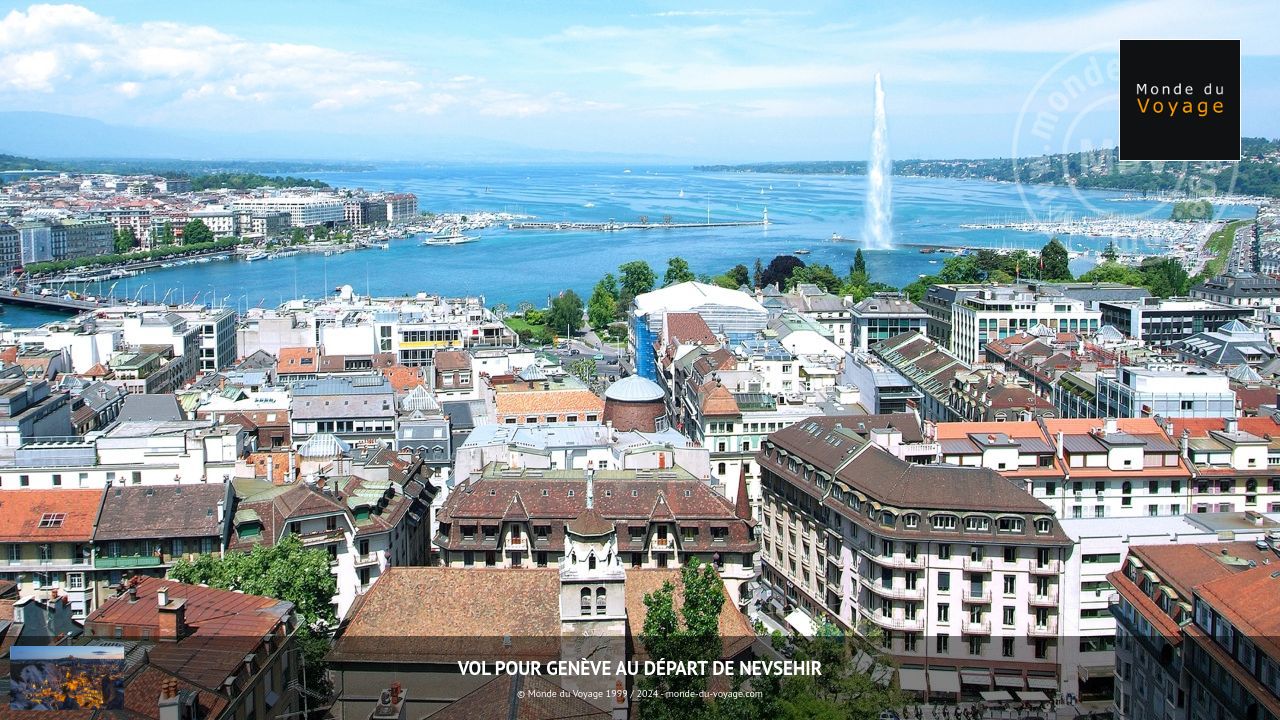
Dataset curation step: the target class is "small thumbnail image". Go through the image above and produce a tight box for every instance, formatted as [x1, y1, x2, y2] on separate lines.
[9, 645, 126, 711]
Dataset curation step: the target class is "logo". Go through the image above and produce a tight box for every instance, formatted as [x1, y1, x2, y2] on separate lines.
[1120, 40, 1240, 161]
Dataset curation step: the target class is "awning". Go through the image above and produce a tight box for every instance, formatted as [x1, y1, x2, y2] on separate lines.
[1017, 690, 1050, 702]
[994, 674, 1023, 688]
[960, 669, 990, 686]
[928, 668, 961, 694]
[1026, 676, 1059, 690]
[980, 690, 1013, 702]
[785, 609, 816, 638]
[1078, 664, 1115, 681]
[898, 667, 928, 692]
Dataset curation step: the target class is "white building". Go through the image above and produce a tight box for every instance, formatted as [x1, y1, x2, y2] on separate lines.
[1094, 365, 1237, 419]
[951, 286, 1101, 364]
[231, 196, 345, 227]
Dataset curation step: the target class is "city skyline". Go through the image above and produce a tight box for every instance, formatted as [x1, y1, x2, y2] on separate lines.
[1, 0, 1279, 162]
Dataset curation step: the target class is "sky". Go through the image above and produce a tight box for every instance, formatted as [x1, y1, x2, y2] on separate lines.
[0, 1, 1278, 162]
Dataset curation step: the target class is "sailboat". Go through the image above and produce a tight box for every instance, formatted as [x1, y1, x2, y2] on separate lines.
[679, 189, 685, 198]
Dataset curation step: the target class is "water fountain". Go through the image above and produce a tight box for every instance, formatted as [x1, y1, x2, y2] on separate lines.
[863, 73, 893, 250]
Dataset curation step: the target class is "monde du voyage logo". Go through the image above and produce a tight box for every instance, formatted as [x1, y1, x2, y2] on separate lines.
[1120, 40, 1240, 161]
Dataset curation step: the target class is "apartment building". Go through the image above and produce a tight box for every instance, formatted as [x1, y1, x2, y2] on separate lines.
[230, 195, 345, 227]
[872, 331, 970, 422]
[851, 293, 929, 352]
[773, 283, 856, 351]
[384, 193, 419, 223]
[1191, 270, 1280, 317]
[759, 416, 1073, 698]
[1099, 297, 1252, 346]
[1092, 366, 1238, 419]
[289, 376, 397, 446]
[950, 285, 1101, 364]
[1169, 416, 1280, 514]
[0, 222, 21, 272]
[433, 464, 759, 606]
[1109, 541, 1280, 720]
[0, 365, 74, 462]
[0, 488, 100, 617]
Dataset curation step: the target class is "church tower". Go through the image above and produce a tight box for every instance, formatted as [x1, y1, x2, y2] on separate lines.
[558, 465, 628, 720]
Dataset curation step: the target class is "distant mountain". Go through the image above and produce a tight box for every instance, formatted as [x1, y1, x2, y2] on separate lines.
[0, 111, 678, 164]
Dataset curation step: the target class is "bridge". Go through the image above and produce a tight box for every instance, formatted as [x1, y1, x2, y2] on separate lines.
[0, 289, 104, 313]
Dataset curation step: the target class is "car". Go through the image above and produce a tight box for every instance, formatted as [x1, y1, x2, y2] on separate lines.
[569, 349, 580, 355]
[592, 353, 604, 360]
[877, 712, 902, 720]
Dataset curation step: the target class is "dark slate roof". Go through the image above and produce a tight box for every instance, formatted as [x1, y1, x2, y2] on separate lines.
[117, 394, 183, 423]
[94, 484, 226, 541]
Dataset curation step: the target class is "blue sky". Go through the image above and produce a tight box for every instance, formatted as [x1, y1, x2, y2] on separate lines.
[0, 1, 1277, 161]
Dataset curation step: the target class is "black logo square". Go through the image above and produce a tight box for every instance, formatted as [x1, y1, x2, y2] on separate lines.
[1119, 39, 1240, 161]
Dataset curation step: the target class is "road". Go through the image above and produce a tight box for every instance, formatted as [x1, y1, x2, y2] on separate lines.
[545, 335, 626, 382]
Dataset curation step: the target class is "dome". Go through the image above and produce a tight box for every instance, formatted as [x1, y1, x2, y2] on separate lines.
[298, 433, 351, 459]
[604, 375, 664, 403]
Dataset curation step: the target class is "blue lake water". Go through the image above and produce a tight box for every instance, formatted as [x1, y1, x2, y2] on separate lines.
[5, 165, 1255, 327]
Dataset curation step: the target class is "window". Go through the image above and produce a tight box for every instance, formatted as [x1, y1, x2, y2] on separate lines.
[1035, 518, 1052, 534]
[580, 588, 592, 616]
[485, 551, 496, 567]
[937, 603, 950, 622]
[938, 544, 951, 560]
[996, 517, 1024, 533]
[19, 475, 29, 487]
[51, 474, 61, 487]
[1003, 607, 1015, 626]
[936, 635, 949, 654]
[1002, 637, 1015, 657]
[37, 513, 65, 529]
[1002, 575, 1016, 595]
[596, 588, 607, 615]
[1003, 546, 1017, 563]
[937, 572, 950, 592]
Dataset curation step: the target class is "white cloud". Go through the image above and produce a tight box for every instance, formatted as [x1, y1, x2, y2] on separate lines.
[115, 81, 140, 98]
[0, 50, 60, 91]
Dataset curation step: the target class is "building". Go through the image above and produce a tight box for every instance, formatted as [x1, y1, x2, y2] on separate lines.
[242, 210, 291, 239]
[15, 216, 113, 264]
[1098, 297, 1252, 346]
[839, 351, 924, 415]
[488, 369, 604, 426]
[630, 282, 768, 381]
[187, 207, 240, 238]
[0, 365, 74, 463]
[1093, 365, 1238, 419]
[0, 222, 20, 272]
[1174, 319, 1279, 371]
[850, 293, 929, 352]
[230, 195, 345, 227]
[431, 349, 474, 398]
[602, 375, 667, 432]
[871, 331, 970, 422]
[1169, 416, 1280, 514]
[950, 285, 1101, 364]
[774, 284, 855, 351]
[384, 193, 418, 223]
[290, 376, 397, 446]
[82, 576, 301, 720]
[0, 488, 100, 617]
[1108, 541, 1280, 720]
[433, 463, 758, 605]
[758, 416, 1074, 698]
[1191, 270, 1280, 317]
[95, 206, 154, 245]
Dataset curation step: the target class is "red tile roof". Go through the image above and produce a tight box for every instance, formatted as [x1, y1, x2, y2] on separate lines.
[0, 489, 101, 542]
[1169, 416, 1280, 438]
[665, 312, 718, 346]
[433, 350, 472, 371]
[380, 365, 424, 394]
[276, 347, 317, 374]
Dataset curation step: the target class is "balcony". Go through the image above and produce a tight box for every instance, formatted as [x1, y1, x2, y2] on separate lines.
[506, 536, 527, 550]
[864, 579, 925, 601]
[963, 557, 993, 571]
[961, 619, 992, 634]
[651, 537, 675, 552]
[95, 555, 164, 569]
[299, 529, 346, 547]
[868, 613, 924, 631]
[6, 558, 93, 570]
[1029, 593, 1059, 607]
[1029, 560, 1062, 575]
[353, 552, 381, 567]
[963, 588, 992, 603]
[1028, 618, 1059, 636]
[861, 548, 924, 569]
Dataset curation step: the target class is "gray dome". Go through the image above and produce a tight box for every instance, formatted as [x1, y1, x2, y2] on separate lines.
[605, 375, 665, 403]
[298, 433, 351, 459]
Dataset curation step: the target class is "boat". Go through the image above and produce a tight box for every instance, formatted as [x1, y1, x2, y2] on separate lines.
[243, 251, 268, 262]
[794, 249, 811, 255]
[831, 232, 846, 241]
[920, 248, 937, 254]
[424, 229, 479, 246]
[583, 202, 596, 208]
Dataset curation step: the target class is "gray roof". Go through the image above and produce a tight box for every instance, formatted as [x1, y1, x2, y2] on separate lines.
[116, 393, 183, 423]
[292, 376, 392, 396]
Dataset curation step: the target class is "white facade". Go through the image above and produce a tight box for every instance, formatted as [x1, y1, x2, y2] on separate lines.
[231, 196, 344, 227]
[1095, 366, 1237, 419]
[951, 287, 1101, 363]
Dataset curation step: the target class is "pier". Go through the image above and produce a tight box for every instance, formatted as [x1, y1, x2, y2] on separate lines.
[508, 212, 769, 233]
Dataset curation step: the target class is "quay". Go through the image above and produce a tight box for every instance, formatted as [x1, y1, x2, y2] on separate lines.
[0, 289, 105, 312]
[508, 212, 769, 233]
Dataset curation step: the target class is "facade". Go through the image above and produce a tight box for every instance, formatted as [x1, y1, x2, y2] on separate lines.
[230, 195, 345, 227]
[0, 222, 20, 272]
[1098, 297, 1252, 346]
[775, 284, 855, 351]
[1191, 270, 1280, 317]
[1108, 541, 1280, 720]
[0, 488, 100, 617]
[15, 217, 113, 264]
[187, 207, 240, 237]
[290, 376, 397, 445]
[631, 282, 769, 381]
[759, 416, 1074, 698]
[951, 285, 1101, 364]
[0, 365, 74, 463]
[851, 293, 929, 352]
[871, 331, 970, 422]
[433, 464, 758, 606]
[1094, 366, 1238, 419]
[384, 193, 418, 223]
[1170, 416, 1280, 515]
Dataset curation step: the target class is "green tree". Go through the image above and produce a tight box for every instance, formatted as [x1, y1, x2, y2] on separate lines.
[759, 255, 806, 290]
[636, 559, 725, 720]
[752, 258, 764, 288]
[725, 264, 750, 288]
[664, 256, 696, 286]
[619, 260, 657, 298]
[290, 227, 306, 245]
[113, 228, 136, 254]
[546, 289, 585, 337]
[313, 225, 330, 241]
[1140, 257, 1191, 297]
[853, 249, 867, 276]
[567, 357, 597, 385]
[492, 302, 509, 319]
[182, 219, 214, 246]
[169, 534, 337, 702]
[789, 263, 842, 293]
[158, 222, 176, 246]
[1039, 238, 1072, 280]
[769, 623, 907, 720]
[1102, 240, 1119, 262]
[588, 276, 619, 329]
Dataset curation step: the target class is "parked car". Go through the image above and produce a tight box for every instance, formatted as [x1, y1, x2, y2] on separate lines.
[592, 353, 604, 360]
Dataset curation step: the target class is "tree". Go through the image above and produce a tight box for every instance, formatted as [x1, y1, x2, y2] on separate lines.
[158, 222, 176, 247]
[758, 255, 806, 290]
[546, 289, 585, 336]
[1140, 257, 1191, 297]
[664, 256, 696, 286]
[853, 249, 867, 276]
[588, 276, 619, 329]
[169, 535, 337, 703]
[752, 258, 764, 288]
[1039, 238, 1072, 281]
[636, 559, 725, 720]
[618, 260, 656, 299]
[567, 357, 597, 385]
[1078, 261, 1143, 285]
[516, 301, 535, 317]
[1102, 240, 1119, 262]
[313, 225, 330, 241]
[789, 263, 842, 293]
[726, 264, 750, 288]
[290, 227, 306, 245]
[182, 219, 214, 246]
[492, 302, 509, 319]
[113, 228, 136, 254]
[768, 623, 908, 719]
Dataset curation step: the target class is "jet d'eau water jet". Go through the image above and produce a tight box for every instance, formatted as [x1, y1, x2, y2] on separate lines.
[863, 73, 893, 250]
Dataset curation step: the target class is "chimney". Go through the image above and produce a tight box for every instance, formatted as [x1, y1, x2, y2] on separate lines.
[1225, 417, 1239, 434]
[128, 585, 138, 603]
[1055, 431, 1064, 460]
[585, 463, 595, 509]
[157, 586, 168, 607]
[158, 594, 187, 642]
[370, 683, 408, 720]
[1180, 429, 1190, 459]
[158, 679, 185, 720]
[216, 498, 225, 524]
[1103, 417, 1118, 435]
